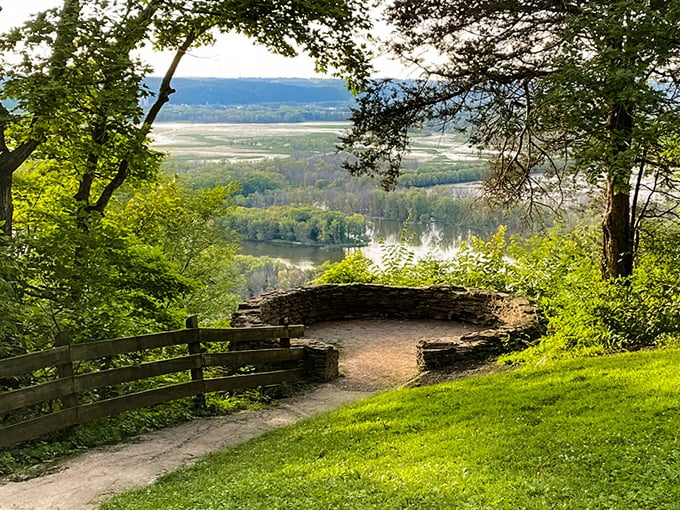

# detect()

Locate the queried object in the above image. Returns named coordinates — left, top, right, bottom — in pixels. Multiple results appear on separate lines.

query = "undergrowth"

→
left=317, top=221, right=680, bottom=362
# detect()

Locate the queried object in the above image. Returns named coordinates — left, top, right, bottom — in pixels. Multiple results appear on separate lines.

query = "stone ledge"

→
left=417, top=335, right=501, bottom=370
left=232, top=283, right=546, bottom=372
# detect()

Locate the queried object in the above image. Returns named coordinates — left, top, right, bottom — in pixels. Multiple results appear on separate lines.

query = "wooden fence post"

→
left=54, top=331, right=78, bottom=411
left=279, top=317, right=291, bottom=348
left=185, top=315, right=206, bottom=409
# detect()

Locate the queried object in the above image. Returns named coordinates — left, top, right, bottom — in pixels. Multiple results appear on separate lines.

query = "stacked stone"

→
left=231, top=283, right=546, bottom=373
left=231, top=284, right=531, bottom=326
left=292, top=339, right=339, bottom=382
left=417, top=334, right=503, bottom=370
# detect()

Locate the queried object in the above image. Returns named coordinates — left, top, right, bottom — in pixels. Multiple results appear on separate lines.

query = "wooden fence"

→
left=0, top=318, right=305, bottom=449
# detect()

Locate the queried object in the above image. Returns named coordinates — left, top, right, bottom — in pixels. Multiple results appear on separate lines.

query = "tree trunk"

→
left=0, top=140, right=40, bottom=239
left=602, top=174, right=633, bottom=279
left=601, top=94, right=634, bottom=280
left=0, top=169, right=13, bottom=238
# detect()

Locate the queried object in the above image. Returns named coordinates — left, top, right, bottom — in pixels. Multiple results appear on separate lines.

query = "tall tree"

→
left=0, top=0, right=372, bottom=236
left=341, top=0, right=680, bottom=279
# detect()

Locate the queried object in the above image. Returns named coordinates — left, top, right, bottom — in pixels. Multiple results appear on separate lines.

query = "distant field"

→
left=151, top=122, right=348, bottom=162
left=150, top=122, right=481, bottom=164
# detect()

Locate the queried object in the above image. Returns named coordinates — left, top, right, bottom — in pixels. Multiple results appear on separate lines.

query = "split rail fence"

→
left=0, top=318, right=305, bottom=449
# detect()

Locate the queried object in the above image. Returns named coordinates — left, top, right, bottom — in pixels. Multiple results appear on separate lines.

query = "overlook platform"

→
left=232, top=284, right=545, bottom=373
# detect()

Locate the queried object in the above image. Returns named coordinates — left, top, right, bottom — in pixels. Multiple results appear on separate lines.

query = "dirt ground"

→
left=0, top=319, right=490, bottom=510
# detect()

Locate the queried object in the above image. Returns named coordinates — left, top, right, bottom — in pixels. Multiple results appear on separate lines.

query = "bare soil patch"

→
left=307, top=318, right=482, bottom=390
left=0, top=319, right=488, bottom=510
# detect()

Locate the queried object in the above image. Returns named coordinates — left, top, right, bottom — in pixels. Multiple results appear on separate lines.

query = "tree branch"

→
left=93, top=31, right=197, bottom=214
left=142, top=32, right=197, bottom=131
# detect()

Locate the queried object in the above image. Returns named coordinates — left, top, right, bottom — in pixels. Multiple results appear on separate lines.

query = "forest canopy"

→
left=341, top=0, right=680, bottom=279
left=0, top=0, right=372, bottom=356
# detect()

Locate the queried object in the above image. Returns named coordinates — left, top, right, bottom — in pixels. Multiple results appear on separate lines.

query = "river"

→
left=239, top=219, right=494, bottom=269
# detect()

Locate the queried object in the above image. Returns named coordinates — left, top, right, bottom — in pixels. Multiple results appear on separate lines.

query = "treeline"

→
left=241, top=185, right=469, bottom=223
left=156, top=104, right=352, bottom=123
left=398, top=161, right=489, bottom=187
left=221, top=169, right=512, bottom=228
left=177, top=155, right=487, bottom=193
left=221, top=206, right=368, bottom=246
left=171, top=154, right=509, bottom=227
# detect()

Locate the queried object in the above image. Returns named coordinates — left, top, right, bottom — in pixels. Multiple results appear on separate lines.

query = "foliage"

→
left=102, top=349, right=680, bottom=509
left=341, top=0, right=680, bottom=279
left=0, top=240, right=22, bottom=358
left=318, top=222, right=680, bottom=360
left=315, top=251, right=376, bottom=284
left=317, top=225, right=513, bottom=289
left=442, top=226, right=511, bottom=290
left=1, top=166, right=240, bottom=355
left=9, top=183, right=184, bottom=349
left=503, top=222, right=680, bottom=362
left=111, top=178, right=241, bottom=325
left=222, top=205, right=368, bottom=246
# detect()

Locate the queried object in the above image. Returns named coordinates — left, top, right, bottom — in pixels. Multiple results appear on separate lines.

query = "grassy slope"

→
left=101, top=350, right=680, bottom=510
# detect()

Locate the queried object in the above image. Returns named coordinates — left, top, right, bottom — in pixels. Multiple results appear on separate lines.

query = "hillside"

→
left=141, top=78, right=356, bottom=123
left=102, top=348, right=680, bottom=509
left=143, top=77, right=354, bottom=106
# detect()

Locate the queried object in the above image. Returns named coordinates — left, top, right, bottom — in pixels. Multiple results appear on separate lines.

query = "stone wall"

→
left=232, top=284, right=545, bottom=372
left=292, top=339, right=340, bottom=382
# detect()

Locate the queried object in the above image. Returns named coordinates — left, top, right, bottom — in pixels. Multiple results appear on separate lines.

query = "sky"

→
left=0, top=0, right=405, bottom=79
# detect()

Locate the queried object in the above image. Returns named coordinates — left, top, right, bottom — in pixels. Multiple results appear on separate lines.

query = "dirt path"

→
left=0, top=319, right=479, bottom=510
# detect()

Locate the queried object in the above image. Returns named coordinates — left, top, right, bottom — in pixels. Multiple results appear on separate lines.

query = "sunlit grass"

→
left=101, top=349, right=680, bottom=509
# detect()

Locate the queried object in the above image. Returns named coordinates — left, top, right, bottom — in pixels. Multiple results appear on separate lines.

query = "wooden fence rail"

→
left=0, top=320, right=305, bottom=449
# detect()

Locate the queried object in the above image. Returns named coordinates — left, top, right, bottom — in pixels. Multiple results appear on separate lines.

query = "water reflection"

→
left=239, top=240, right=346, bottom=269
left=238, top=219, right=496, bottom=269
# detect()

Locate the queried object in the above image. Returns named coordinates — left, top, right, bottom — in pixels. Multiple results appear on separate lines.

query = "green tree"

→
left=223, top=205, right=369, bottom=246
left=4, top=164, right=242, bottom=351
left=0, top=0, right=372, bottom=237
left=112, top=178, right=241, bottom=324
left=341, top=0, right=680, bottom=279
left=9, top=165, right=197, bottom=347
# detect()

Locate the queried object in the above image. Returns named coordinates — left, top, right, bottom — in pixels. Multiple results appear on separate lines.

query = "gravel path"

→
left=0, top=319, right=478, bottom=510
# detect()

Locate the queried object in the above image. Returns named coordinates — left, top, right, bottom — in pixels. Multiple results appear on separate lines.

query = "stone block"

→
left=292, top=339, right=339, bottom=382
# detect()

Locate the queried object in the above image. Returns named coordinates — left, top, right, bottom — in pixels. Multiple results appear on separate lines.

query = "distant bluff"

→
left=142, top=77, right=354, bottom=106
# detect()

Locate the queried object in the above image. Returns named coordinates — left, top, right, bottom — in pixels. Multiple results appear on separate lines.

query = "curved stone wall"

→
left=232, top=284, right=545, bottom=371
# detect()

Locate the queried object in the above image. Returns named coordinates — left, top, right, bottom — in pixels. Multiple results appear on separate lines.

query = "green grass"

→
left=101, top=349, right=680, bottom=509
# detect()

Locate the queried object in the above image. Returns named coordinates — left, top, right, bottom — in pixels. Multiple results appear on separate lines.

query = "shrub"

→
left=317, top=222, right=680, bottom=362
left=315, top=251, right=377, bottom=284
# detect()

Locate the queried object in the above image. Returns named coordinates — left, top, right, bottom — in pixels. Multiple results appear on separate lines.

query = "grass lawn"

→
left=101, top=349, right=680, bottom=509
